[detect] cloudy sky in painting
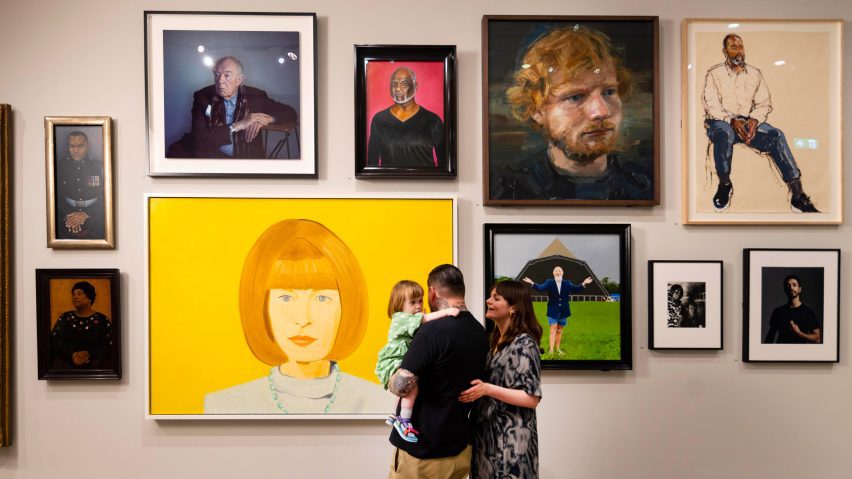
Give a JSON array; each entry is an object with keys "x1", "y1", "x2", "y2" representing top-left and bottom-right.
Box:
[{"x1": 493, "y1": 234, "x2": 621, "y2": 282}]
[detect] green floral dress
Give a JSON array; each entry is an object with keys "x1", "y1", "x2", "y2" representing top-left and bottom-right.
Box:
[{"x1": 374, "y1": 311, "x2": 422, "y2": 387}]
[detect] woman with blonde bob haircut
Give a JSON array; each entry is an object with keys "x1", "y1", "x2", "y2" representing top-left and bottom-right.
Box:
[{"x1": 204, "y1": 219, "x2": 390, "y2": 415}]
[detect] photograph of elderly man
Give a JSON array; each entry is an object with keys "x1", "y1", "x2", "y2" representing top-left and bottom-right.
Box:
[
  {"x1": 161, "y1": 29, "x2": 301, "y2": 160},
  {"x1": 485, "y1": 18, "x2": 657, "y2": 204}
]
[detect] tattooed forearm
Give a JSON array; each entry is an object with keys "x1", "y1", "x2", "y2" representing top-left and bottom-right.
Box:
[{"x1": 388, "y1": 368, "x2": 418, "y2": 397}]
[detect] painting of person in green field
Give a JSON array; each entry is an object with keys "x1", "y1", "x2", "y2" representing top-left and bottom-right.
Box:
[
  {"x1": 491, "y1": 234, "x2": 623, "y2": 361},
  {"x1": 523, "y1": 266, "x2": 592, "y2": 355}
]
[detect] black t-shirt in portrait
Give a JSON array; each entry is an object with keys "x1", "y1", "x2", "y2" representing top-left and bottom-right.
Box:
[
  {"x1": 390, "y1": 311, "x2": 488, "y2": 459},
  {"x1": 366, "y1": 106, "x2": 446, "y2": 168},
  {"x1": 768, "y1": 303, "x2": 821, "y2": 343}
]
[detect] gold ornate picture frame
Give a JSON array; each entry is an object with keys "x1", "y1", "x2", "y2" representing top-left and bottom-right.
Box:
[{"x1": 45, "y1": 116, "x2": 114, "y2": 249}]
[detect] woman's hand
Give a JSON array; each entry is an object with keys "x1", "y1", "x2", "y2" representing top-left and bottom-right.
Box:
[{"x1": 459, "y1": 379, "x2": 491, "y2": 403}]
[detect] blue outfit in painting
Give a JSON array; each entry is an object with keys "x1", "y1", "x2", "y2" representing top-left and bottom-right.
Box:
[{"x1": 528, "y1": 279, "x2": 584, "y2": 326}]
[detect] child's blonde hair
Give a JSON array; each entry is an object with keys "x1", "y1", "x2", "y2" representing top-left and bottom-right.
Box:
[{"x1": 387, "y1": 280, "x2": 424, "y2": 318}]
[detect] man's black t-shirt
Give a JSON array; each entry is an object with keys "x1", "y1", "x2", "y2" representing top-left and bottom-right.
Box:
[
  {"x1": 389, "y1": 311, "x2": 488, "y2": 459},
  {"x1": 767, "y1": 304, "x2": 821, "y2": 343}
]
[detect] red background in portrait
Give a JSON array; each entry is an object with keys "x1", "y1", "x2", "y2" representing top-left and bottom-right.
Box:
[{"x1": 365, "y1": 61, "x2": 445, "y2": 162}]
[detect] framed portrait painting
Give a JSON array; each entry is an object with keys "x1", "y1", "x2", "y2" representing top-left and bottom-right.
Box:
[
  {"x1": 482, "y1": 16, "x2": 659, "y2": 206},
  {"x1": 145, "y1": 11, "x2": 317, "y2": 177},
  {"x1": 483, "y1": 223, "x2": 632, "y2": 370},
  {"x1": 36, "y1": 269, "x2": 122, "y2": 380},
  {"x1": 682, "y1": 20, "x2": 843, "y2": 224},
  {"x1": 0, "y1": 104, "x2": 11, "y2": 445},
  {"x1": 648, "y1": 260, "x2": 723, "y2": 350},
  {"x1": 45, "y1": 116, "x2": 114, "y2": 249},
  {"x1": 146, "y1": 196, "x2": 456, "y2": 418},
  {"x1": 354, "y1": 45, "x2": 457, "y2": 179},
  {"x1": 743, "y1": 249, "x2": 840, "y2": 362}
]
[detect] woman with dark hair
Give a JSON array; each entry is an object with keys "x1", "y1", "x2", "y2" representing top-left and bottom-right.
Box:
[
  {"x1": 460, "y1": 280, "x2": 543, "y2": 478},
  {"x1": 668, "y1": 283, "x2": 685, "y2": 327}
]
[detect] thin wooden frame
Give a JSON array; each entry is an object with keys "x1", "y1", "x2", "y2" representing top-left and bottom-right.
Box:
[
  {"x1": 36, "y1": 269, "x2": 122, "y2": 380},
  {"x1": 482, "y1": 16, "x2": 660, "y2": 206},
  {"x1": 682, "y1": 19, "x2": 843, "y2": 224},
  {"x1": 648, "y1": 260, "x2": 723, "y2": 350},
  {"x1": 0, "y1": 104, "x2": 11, "y2": 445},
  {"x1": 743, "y1": 249, "x2": 840, "y2": 363},
  {"x1": 484, "y1": 223, "x2": 632, "y2": 370},
  {"x1": 354, "y1": 45, "x2": 457, "y2": 179},
  {"x1": 45, "y1": 116, "x2": 114, "y2": 249},
  {"x1": 145, "y1": 11, "x2": 318, "y2": 177}
]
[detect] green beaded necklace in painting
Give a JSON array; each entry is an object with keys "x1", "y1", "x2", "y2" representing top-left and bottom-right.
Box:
[{"x1": 267, "y1": 367, "x2": 342, "y2": 414}]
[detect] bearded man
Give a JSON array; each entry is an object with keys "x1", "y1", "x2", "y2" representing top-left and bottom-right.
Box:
[
  {"x1": 491, "y1": 26, "x2": 652, "y2": 201},
  {"x1": 702, "y1": 34, "x2": 818, "y2": 212},
  {"x1": 367, "y1": 66, "x2": 446, "y2": 168}
]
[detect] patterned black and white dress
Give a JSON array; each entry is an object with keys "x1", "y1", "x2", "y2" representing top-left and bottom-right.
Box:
[{"x1": 471, "y1": 333, "x2": 542, "y2": 478}]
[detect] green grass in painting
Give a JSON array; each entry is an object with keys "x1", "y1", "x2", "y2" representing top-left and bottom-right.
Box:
[{"x1": 534, "y1": 301, "x2": 621, "y2": 361}]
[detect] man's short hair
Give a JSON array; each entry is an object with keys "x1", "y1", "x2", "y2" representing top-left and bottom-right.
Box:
[
  {"x1": 72, "y1": 281, "x2": 96, "y2": 303},
  {"x1": 783, "y1": 274, "x2": 801, "y2": 287},
  {"x1": 391, "y1": 66, "x2": 417, "y2": 85},
  {"x1": 505, "y1": 25, "x2": 632, "y2": 128},
  {"x1": 215, "y1": 56, "x2": 244, "y2": 74},
  {"x1": 427, "y1": 264, "x2": 465, "y2": 298},
  {"x1": 722, "y1": 33, "x2": 742, "y2": 49},
  {"x1": 68, "y1": 131, "x2": 89, "y2": 143}
]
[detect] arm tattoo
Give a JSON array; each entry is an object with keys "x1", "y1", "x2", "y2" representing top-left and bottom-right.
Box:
[{"x1": 388, "y1": 368, "x2": 418, "y2": 397}]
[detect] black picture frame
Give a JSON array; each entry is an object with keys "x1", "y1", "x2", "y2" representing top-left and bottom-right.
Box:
[
  {"x1": 743, "y1": 249, "x2": 840, "y2": 363},
  {"x1": 482, "y1": 15, "x2": 660, "y2": 206},
  {"x1": 648, "y1": 260, "x2": 723, "y2": 350},
  {"x1": 354, "y1": 45, "x2": 457, "y2": 179},
  {"x1": 484, "y1": 223, "x2": 631, "y2": 370},
  {"x1": 36, "y1": 269, "x2": 121, "y2": 380},
  {"x1": 144, "y1": 11, "x2": 318, "y2": 177}
]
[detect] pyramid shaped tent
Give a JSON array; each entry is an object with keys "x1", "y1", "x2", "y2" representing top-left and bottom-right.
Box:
[{"x1": 515, "y1": 239, "x2": 610, "y2": 298}]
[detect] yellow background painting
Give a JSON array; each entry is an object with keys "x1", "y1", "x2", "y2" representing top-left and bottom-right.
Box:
[{"x1": 148, "y1": 197, "x2": 455, "y2": 415}]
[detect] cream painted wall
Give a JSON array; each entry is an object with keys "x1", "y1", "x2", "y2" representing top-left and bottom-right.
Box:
[{"x1": 1, "y1": 1, "x2": 850, "y2": 478}]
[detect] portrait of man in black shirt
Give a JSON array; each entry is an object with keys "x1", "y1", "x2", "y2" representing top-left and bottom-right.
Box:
[
  {"x1": 763, "y1": 274, "x2": 822, "y2": 344},
  {"x1": 367, "y1": 66, "x2": 446, "y2": 169}
]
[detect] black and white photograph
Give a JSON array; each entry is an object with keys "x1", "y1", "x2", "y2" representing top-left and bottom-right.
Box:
[
  {"x1": 648, "y1": 261, "x2": 722, "y2": 350},
  {"x1": 666, "y1": 281, "x2": 706, "y2": 328}
]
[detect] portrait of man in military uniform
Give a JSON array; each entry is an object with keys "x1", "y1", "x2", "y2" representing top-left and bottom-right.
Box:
[
  {"x1": 55, "y1": 130, "x2": 104, "y2": 239},
  {"x1": 47, "y1": 117, "x2": 113, "y2": 248}
]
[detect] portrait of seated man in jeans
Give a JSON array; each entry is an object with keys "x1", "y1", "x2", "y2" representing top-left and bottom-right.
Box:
[{"x1": 702, "y1": 33, "x2": 818, "y2": 213}]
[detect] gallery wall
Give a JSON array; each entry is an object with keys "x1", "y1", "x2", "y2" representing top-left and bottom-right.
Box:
[{"x1": 1, "y1": 0, "x2": 850, "y2": 477}]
